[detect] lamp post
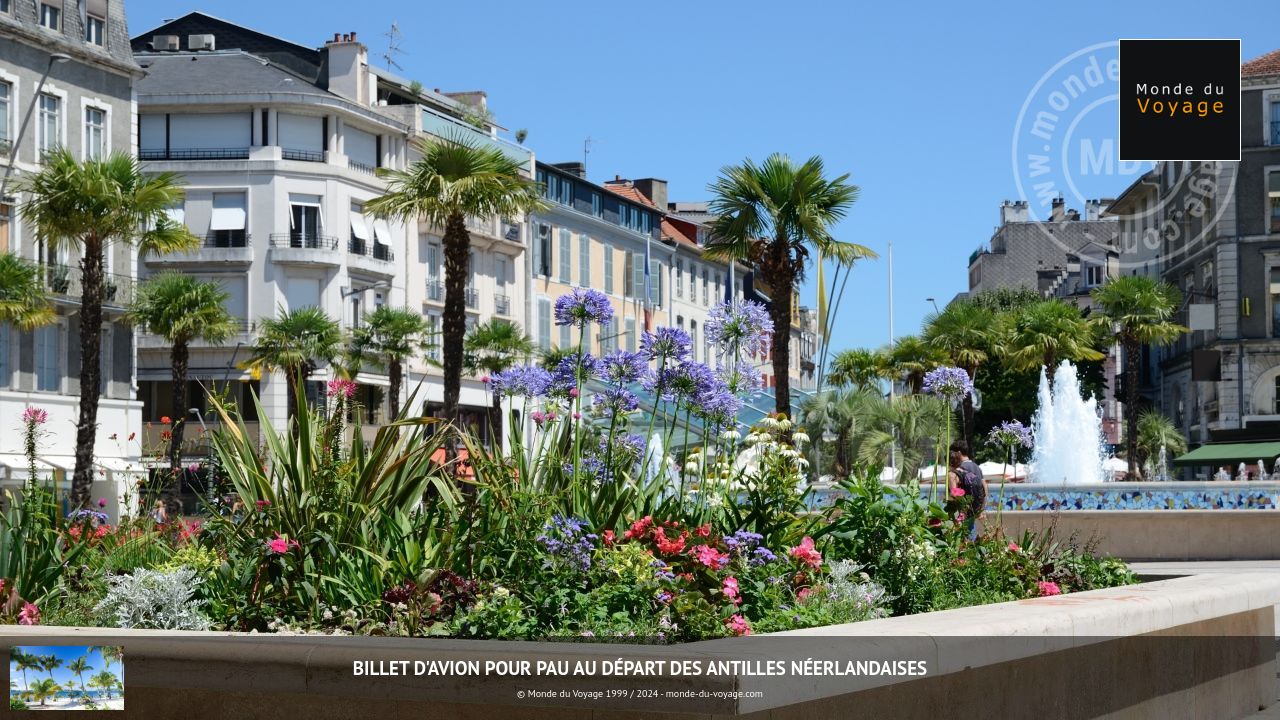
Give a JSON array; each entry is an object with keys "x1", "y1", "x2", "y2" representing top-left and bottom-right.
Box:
[{"x1": 926, "y1": 297, "x2": 940, "y2": 314}]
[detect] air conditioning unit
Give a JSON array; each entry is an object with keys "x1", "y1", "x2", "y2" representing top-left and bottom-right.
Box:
[
  {"x1": 188, "y1": 34, "x2": 216, "y2": 51},
  {"x1": 152, "y1": 35, "x2": 180, "y2": 51}
]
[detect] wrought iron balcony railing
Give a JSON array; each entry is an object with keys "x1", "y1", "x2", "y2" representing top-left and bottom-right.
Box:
[
  {"x1": 281, "y1": 148, "x2": 324, "y2": 162},
  {"x1": 348, "y1": 237, "x2": 394, "y2": 261},
  {"x1": 204, "y1": 231, "x2": 249, "y2": 248},
  {"x1": 426, "y1": 279, "x2": 443, "y2": 302},
  {"x1": 269, "y1": 232, "x2": 338, "y2": 250},
  {"x1": 139, "y1": 147, "x2": 251, "y2": 161},
  {"x1": 42, "y1": 264, "x2": 133, "y2": 307}
]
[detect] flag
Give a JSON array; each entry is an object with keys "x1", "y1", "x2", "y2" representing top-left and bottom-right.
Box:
[
  {"x1": 816, "y1": 252, "x2": 828, "y2": 342},
  {"x1": 643, "y1": 235, "x2": 653, "y2": 332}
]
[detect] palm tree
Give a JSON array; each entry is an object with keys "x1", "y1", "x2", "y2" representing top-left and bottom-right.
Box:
[
  {"x1": 97, "y1": 646, "x2": 122, "y2": 677},
  {"x1": 924, "y1": 299, "x2": 996, "y2": 443},
  {"x1": 89, "y1": 671, "x2": 118, "y2": 700},
  {"x1": 856, "y1": 393, "x2": 953, "y2": 482},
  {"x1": 887, "y1": 335, "x2": 946, "y2": 394},
  {"x1": 351, "y1": 306, "x2": 431, "y2": 420},
  {"x1": 127, "y1": 273, "x2": 236, "y2": 494},
  {"x1": 66, "y1": 656, "x2": 91, "y2": 696},
  {"x1": 1092, "y1": 276, "x2": 1187, "y2": 479},
  {"x1": 1135, "y1": 409, "x2": 1187, "y2": 473},
  {"x1": 0, "y1": 252, "x2": 54, "y2": 328},
  {"x1": 39, "y1": 654, "x2": 61, "y2": 687},
  {"x1": 1002, "y1": 300, "x2": 1104, "y2": 386},
  {"x1": 825, "y1": 348, "x2": 890, "y2": 391},
  {"x1": 464, "y1": 318, "x2": 536, "y2": 446},
  {"x1": 365, "y1": 134, "x2": 545, "y2": 433},
  {"x1": 28, "y1": 678, "x2": 60, "y2": 707},
  {"x1": 245, "y1": 306, "x2": 343, "y2": 421},
  {"x1": 16, "y1": 149, "x2": 196, "y2": 508},
  {"x1": 800, "y1": 387, "x2": 879, "y2": 480},
  {"x1": 706, "y1": 153, "x2": 874, "y2": 416},
  {"x1": 12, "y1": 650, "x2": 39, "y2": 693}
]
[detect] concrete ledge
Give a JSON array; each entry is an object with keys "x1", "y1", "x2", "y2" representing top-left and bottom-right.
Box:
[
  {"x1": 3, "y1": 574, "x2": 1279, "y2": 718},
  {"x1": 986, "y1": 510, "x2": 1280, "y2": 560}
]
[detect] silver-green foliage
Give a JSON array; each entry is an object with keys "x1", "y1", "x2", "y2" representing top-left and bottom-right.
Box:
[{"x1": 93, "y1": 567, "x2": 211, "y2": 630}]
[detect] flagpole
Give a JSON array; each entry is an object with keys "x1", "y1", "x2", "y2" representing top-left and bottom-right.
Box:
[{"x1": 888, "y1": 242, "x2": 897, "y2": 473}]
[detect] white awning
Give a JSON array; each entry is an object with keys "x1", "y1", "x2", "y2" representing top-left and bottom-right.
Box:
[
  {"x1": 95, "y1": 457, "x2": 144, "y2": 474},
  {"x1": 40, "y1": 455, "x2": 77, "y2": 471},
  {"x1": 350, "y1": 211, "x2": 370, "y2": 240},
  {"x1": 354, "y1": 371, "x2": 390, "y2": 388},
  {"x1": 0, "y1": 454, "x2": 53, "y2": 472},
  {"x1": 164, "y1": 207, "x2": 185, "y2": 225},
  {"x1": 210, "y1": 194, "x2": 247, "y2": 231},
  {"x1": 373, "y1": 219, "x2": 393, "y2": 244}
]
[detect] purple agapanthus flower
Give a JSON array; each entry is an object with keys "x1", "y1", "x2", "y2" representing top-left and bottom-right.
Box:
[
  {"x1": 551, "y1": 354, "x2": 601, "y2": 396},
  {"x1": 646, "y1": 360, "x2": 717, "y2": 403},
  {"x1": 716, "y1": 363, "x2": 763, "y2": 398},
  {"x1": 611, "y1": 433, "x2": 646, "y2": 463},
  {"x1": 599, "y1": 350, "x2": 648, "y2": 385},
  {"x1": 693, "y1": 385, "x2": 742, "y2": 430},
  {"x1": 922, "y1": 365, "x2": 974, "y2": 401},
  {"x1": 536, "y1": 515, "x2": 598, "y2": 572},
  {"x1": 705, "y1": 300, "x2": 773, "y2": 358},
  {"x1": 592, "y1": 386, "x2": 639, "y2": 415},
  {"x1": 489, "y1": 365, "x2": 553, "y2": 399},
  {"x1": 989, "y1": 420, "x2": 1033, "y2": 449},
  {"x1": 640, "y1": 327, "x2": 692, "y2": 364},
  {"x1": 554, "y1": 288, "x2": 614, "y2": 328}
]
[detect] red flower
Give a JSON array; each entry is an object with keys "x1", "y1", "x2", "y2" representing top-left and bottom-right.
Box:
[
  {"x1": 267, "y1": 532, "x2": 300, "y2": 555},
  {"x1": 788, "y1": 537, "x2": 823, "y2": 570},
  {"x1": 161, "y1": 415, "x2": 172, "y2": 425},
  {"x1": 928, "y1": 518, "x2": 942, "y2": 527},
  {"x1": 602, "y1": 530, "x2": 616, "y2": 547},
  {"x1": 653, "y1": 527, "x2": 686, "y2": 555},
  {"x1": 950, "y1": 486, "x2": 966, "y2": 497},
  {"x1": 694, "y1": 524, "x2": 712, "y2": 538},
  {"x1": 1008, "y1": 542, "x2": 1021, "y2": 552},
  {"x1": 624, "y1": 516, "x2": 654, "y2": 541},
  {"x1": 1037, "y1": 581, "x2": 1061, "y2": 597}
]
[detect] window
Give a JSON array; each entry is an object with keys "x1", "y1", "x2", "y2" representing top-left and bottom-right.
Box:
[
  {"x1": 99, "y1": 327, "x2": 110, "y2": 395},
  {"x1": 558, "y1": 228, "x2": 571, "y2": 282},
  {"x1": 1274, "y1": 376, "x2": 1280, "y2": 415},
  {"x1": 289, "y1": 196, "x2": 323, "y2": 246},
  {"x1": 1201, "y1": 260, "x2": 1214, "y2": 291},
  {"x1": 591, "y1": 191, "x2": 602, "y2": 218},
  {"x1": 579, "y1": 234, "x2": 590, "y2": 286},
  {"x1": 715, "y1": 272, "x2": 721, "y2": 303},
  {"x1": 495, "y1": 256, "x2": 508, "y2": 292},
  {"x1": 85, "y1": 6, "x2": 106, "y2": 46},
  {"x1": 1084, "y1": 264, "x2": 1104, "y2": 287},
  {"x1": 533, "y1": 224, "x2": 552, "y2": 277},
  {"x1": 690, "y1": 320, "x2": 699, "y2": 362},
  {"x1": 701, "y1": 268, "x2": 709, "y2": 305},
  {"x1": 603, "y1": 244, "x2": 613, "y2": 294},
  {"x1": 0, "y1": 0, "x2": 9, "y2": 13},
  {"x1": 559, "y1": 320, "x2": 570, "y2": 349},
  {"x1": 676, "y1": 259, "x2": 683, "y2": 299},
  {"x1": 0, "y1": 202, "x2": 9, "y2": 254},
  {"x1": 1269, "y1": 171, "x2": 1280, "y2": 234},
  {"x1": 1271, "y1": 268, "x2": 1280, "y2": 338},
  {"x1": 1271, "y1": 100, "x2": 1280, "y2": 145},
  {"x1": 38, "y1": 94, "x2": 60, "y2": 155},
  {"x1": 35, "y1": 324, "x2": 59, "y2": 391},
  {"x1": 544, "y1": 173, "x2": 573, "y2": 206},
  {"x1": 211, "y1": 193, "x2": 247, "y2": 247},
  {"x1": 84, "y1": 106, "x2": 106, "y2": 159},
  {"x1": 38, "y1": 1, "x2": 60, "y2": 30},
  {"x1": 648, "y1": 260, "x2": 663, "y2": 307},
  {"x1": 0, "y1": 81, "x2": 10, "y2": 149},
  {"x1": 425, "y1": 313, "x2": 440, "y2": 361},
  {"x1": 537, "y1": 297, "x2": 551, "y2": 351},
  {"x1": 626, "y1": 251, "x2": 645, "y2": 299}
]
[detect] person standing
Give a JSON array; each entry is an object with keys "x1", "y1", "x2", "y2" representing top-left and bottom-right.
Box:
[{"x1": 947, "y1": 440, "x2": 987, "y2": 541}]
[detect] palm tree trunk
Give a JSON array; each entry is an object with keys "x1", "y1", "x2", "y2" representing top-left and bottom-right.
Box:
[
  {"x1": 167, "y1": 342, "x2": 189, "y2": 515},
  {"x1": 284, "y1": 367, "x2": 298, "y2": 422},
  {"x1": 490, "y1": 392, "x2": 502, "y2": 450},
  {"x1": 1124, "y1": 338, "x2": 1141, "y2": 479},
  {"x1": 441, "y1": 212, "x2": 471, "y2": 457},
  {"x1": 961, "y1": 365, "x2": 976, "y2": 445},
  {"x1": 766, "y1": 264, "x2": 793, "y2": 419},
  {"x1": 388, "y1": 357, "x2": 402, "y2": 419},
  {"x1": 71, "y1": 243, "x2": 105, "y2": 509}
]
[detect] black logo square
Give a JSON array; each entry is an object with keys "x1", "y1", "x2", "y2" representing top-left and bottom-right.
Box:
[{"x1": 1119, "y1": 39, "x2": 1240, "y2": 161}]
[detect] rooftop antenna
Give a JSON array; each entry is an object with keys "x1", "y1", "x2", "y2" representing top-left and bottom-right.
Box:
[
  {"x1": 381, "y1": 22, "x2": 405, "y2": 72},
  {"x1": 583, "y1": 135, "x2": 599, "y2": 167}
]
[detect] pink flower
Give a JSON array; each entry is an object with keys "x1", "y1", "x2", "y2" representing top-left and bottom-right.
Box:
[
  {"x1": 1037, "y1": 581, "x2": 1061, "y2": 597},
  {"x1": 789, "y1": 537, "x2": 823, "y2": 570},
  {"x1": 569, "y1": 388, "x2": 580, "y2": 398},
  {"x1": 17, "y1": 601, "x2": 40, "y2": 626},
  {"x1": 693, "y1": 544, "x2": 729, "y2": 568},
  {"x1": 950, "y1": 486, "x2": 966, "y2": 497},
  {"x1": 1008, "y1": 542, "x2": 1021, "y2": 552},
  {"x1": 188, "y1": 463, "x2": 200, "y2": 474},
  {"x1": 531, "y1": 410, "x2": 547, "y2": 425},
  {"x1": 480, "y1": 375, "x2": 491, "y2": 384},
  {"x1": 97, "y1": 498, "x2": 107, "y2": 508},
  {"x1": 797, "y1": 587, "x2": 813, "y2": 603},
  {"x1": 722, "y1": 577, "x2": 741, "y2": 605},
  {"x1": 955, "y1": 512, "x2": 966, "y2": 523},
  {"x1": 255, "y1": 499, "x2": 271, "y2": 509},
  {"x1": 267, "y1": 532, "x2": 300, "y2": 555},
  {"x1": 22, "y1": 407, "x2": 48, "y2": 425},
  {"x1": 724, "y1": 614, "x2": 751, "y2": 636},
  {"x1": 326, "y1": 378, "x2": 357, "y2": 399},
  {"x1": 573, "y1": 412, "x2": 581, "y2": 420}
]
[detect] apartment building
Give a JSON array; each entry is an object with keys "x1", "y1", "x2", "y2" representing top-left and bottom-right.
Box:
[
  {"x1": 130, "y1": 13, "x2": 529, "y2": 452},
  {"x1": 0, "y1": 0, "x2": 144, "y2": 506}
]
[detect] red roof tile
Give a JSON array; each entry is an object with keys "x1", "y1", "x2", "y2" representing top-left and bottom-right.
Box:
[
  {"x1": 602, "y1": 181, "x2": 657, "y2": 208},
  {"x1": 661, "y1": 219, "x2": 698, "y2": 248},
  {"x1": 1243, "y1": 49, "x2": 1280, "y2": 78}
]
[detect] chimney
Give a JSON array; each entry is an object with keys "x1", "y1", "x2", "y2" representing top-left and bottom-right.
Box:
[
  {"x1": 324, "y1": 32, "x2": 368, "y2": 105},
  {"x1": 632, "y1": 178, "x2": 668, "y2": 210},
  {"x1": 551, "y1": 162, "x2": 587, "y2": 179},
  {"x1": 999, "y1": 200, "x2": 1029, "y2": 225},
  {"x1": 1051, "y1": 197, "x2": 1066, "y2": 222}
]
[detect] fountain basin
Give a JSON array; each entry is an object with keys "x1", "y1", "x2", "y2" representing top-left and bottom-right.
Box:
[{"x1": 804, "y1": 482, "x2": 1280, "y2": 511}]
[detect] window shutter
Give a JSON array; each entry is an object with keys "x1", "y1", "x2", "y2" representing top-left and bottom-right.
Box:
[
  {"x1": 582, "y1": 324, "x2": 591, "y2": 353},
  {"x1": 625, "y1": 317, "x2": 636, "y2": 352},
  {"x1": 559, "y1": 323, "x2": 570, "y2": 349},
  {"x1": 559, "y1": 229, "x2": 571, "y2": 282},
  {"x1": 604, "y1": 245, "x2": 613, "y2": 294},
  {"x1": 650, "y1": 260, "x2": 663, "y2": 307},
  {"x1": 538, "y1": 298, "x2": 550, "y2": 350},
  {"x1": 623, "y1": 252, "x2": 633, "y2": 297},
  {"x1": 632, "y1": 252, "x2": 645, "y2": 300},
  {"x1": 579, "y1": 234, "x2": 590, "y2": 286},
  {"x1": 531, "y1": 231, "x2": 543, "y2": 278}
]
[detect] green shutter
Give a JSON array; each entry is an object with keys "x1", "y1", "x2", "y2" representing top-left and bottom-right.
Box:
[{"x1": 604, "y1": 244, "x2": 614, "y2": 294}]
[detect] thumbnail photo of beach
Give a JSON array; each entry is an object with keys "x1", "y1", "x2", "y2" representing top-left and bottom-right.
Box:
[{"x1": 9, "y1": 645, "x2": 123, "y2": 711}]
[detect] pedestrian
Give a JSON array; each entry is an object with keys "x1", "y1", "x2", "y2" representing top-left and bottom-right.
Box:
[
  {"x1": 947, "y1": 440, "x2": 987, "y2": 541},
  {"x1": 150, "y1": 499, "x2": 168, "y2": 525}
]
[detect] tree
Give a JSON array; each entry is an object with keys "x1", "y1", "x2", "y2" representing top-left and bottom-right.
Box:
[
  {"x1": 350, "y1": 306, "x2": 431, "y2": 419},
  {"x1": 245, "y1": 306, "x2": 343, "y2": 422},
  {"x1": 89, "y1": 671, "x2": 118, "y2": 700},
  {"x1": 0, "y1": 252, "x2": 54, "y2": 329},
  {"x1": 66, "y1": 656, "x2": 92, "y2": 695},
  {"x1": 39, "y1": 654, "x2": 61, "y2": 682},
  {"x1": 16, "y1": 149, "x2": 196, "y2": 509},
  {"x1": 28, "y1": 678, "x2": 60, "y2": 707},
  {"x1": 127, "y1": 273, "x2": 236, "y2": 502},
  {"x1": 1135, "y1": 409, "x2": 1187, "y2": 472},
  {"x1": 366, "y1": 134, "x2": 545, "y2": 436},
  {"x1": 464, "y1": 318, "x2": 536, "y2": 447},
  {"x1": 1001, "y1": 300, "x2": 1103, "y2": 386},
  {"x1": 707, "y1": 153, "x2": 874, "y2": 416},
  {"x1": 800, "y1": 387, "x2": 880, "y2": 480},
  {"x1": 825, "y1": 348, "x2": 890, "y2": 391},
  {"x1": 887, "y1": 335, "x2": 946, "y2": 394},
  {"x1": 1092, "y1": 276, "x2": 1187, "y2": 479},
  {"x1": 923, "y1": 299, "x2": 996, "y2": 443},
  {"x1": 97, "y1": 646, "x2": 122, "y2": 676},
  {"x1": 856, "y1": 393, "x2": 953, "y2": 482},
  {"x1": 12, "y1": 649, "x2": 39, "y2": 694}
]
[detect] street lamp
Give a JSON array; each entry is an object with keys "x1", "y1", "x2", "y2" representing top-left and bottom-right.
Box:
[
  {"x1": 0, "y1": 52, "x2": 72, "y2": 201},
  {"x1": 341, "y1": 280, "x2": 391, "y2": 299},
  {"x1": 926, "y1": 297, "x2": 940, "y2": 314}
]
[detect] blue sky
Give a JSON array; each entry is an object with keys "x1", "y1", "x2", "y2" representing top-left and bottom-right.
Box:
[
  {"x1": 9, "y1": 646, "x2": 122, "y2": 692},
  {"x1": 125, "y1": 1, "x2": 1277, "y2": 353}
]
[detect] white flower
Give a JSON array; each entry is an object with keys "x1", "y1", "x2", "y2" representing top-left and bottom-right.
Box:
[{"x1": 792, "y1": 431, "x2": 810, "y2": 446}]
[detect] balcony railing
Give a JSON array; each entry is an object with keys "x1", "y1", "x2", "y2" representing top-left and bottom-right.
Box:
[
  {"x1": 426, "y1": 279, "x2": 443, "y2": 302},
  {"x1": 269, "y1": 233, "x2": 338, "y2": 250},
  {"x1": 204, "y1": 231, "x2": 249, "y2": 248},
  {"x1": 139, "y1": 147, "x2": 251, "y2": 161},
  {"x1": 282, "y1": 148, "x2": 324, "y2": 162},
  {"x1": 348, "y1": 158, "x2": 375, "y2": 175},
  {"x1": 465, "y1": 287, "x2": 479, "y2": 309},
  {"x1": 348, "y1": 237, "x2": 394, "y2": 261},
  {"x1": 494, "y1": 293, "x2": 510, "y2": 316},
  {"x1": 43, "y1": 264, "x2": 133, "y2": 307},
  {"x1": 1272, "y1": 121, "x2": 1280, "y2": 146}
]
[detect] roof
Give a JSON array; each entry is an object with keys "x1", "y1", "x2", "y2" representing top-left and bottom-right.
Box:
[
  {"x1": 1243, "y1": 49, "x2": 1280, "y2": 78},
  {"x1": 661, "y1": 219, "x2": 697, "y2": 248},
  {"x1": 135, "y1": 50, "x2": 334, "y2": 98},
  {"x1": 1174, "y1": 441, "x2": 1280, "y2": 466},
  {"x1": 603, "y1": 182, "x2": 657, "y2": 208}
]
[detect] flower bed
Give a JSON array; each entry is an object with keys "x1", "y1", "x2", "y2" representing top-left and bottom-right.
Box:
[{"x1": 1, "y1": 294, "x2": 1134, "y2": 640}]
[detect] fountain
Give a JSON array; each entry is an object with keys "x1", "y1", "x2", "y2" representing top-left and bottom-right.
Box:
[
  {"x1": 1259, "y1": 459, "x2": 1270, "y2": 483},
  {"x1": 1238, "y1": 462, "x2": 1248, "y2": 482},
  {"x1": 1154, "y1": 446, "x2": 1170, "y2": 482},
  {"x1": 1028, "y1": 361, "x2": 1107, "y2": 484}
]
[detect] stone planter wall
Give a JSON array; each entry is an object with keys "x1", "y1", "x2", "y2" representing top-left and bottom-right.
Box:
[{"x1": 986, "y1": 510, "x2": 1280, "y2": 560}]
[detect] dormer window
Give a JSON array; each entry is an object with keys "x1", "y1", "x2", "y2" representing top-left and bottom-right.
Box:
[
  {"x1": 1083, "y1": 264, "x2": 1104, "y2": 287},
  {"x1": 85, "y1": 0, "x2": 107, "y2": 45},
  {"x1": 38, "y1": 1, "x2": 61, "y2": 31}
]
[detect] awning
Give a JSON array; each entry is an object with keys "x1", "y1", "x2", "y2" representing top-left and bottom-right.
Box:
[
  {"x1": 1174, "y1": 441, "x2": 1280, "y2": 466},
  {"x1": 40, "y1": 456, "x2": 77, "y2": 472},
  {"x1": 0, "y1": 454, "x2": 54, "y2": 472},
  {"x1": 210, "y1": 195, "x2": 247, "y2": 231},
  {"x1": 349, "y1": 211, "x2": 370, "y2": 241},
  {"x1": 373, "y1": 219, "x2": 393, "y2": 245},
  {"x1": 95, "y1": 457, "x2": 144, "y2": 474}
]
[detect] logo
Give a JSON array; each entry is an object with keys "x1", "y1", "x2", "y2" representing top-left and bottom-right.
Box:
[{"x1": 1119, "y1": 39, "x2": 1240, "y2": 161}]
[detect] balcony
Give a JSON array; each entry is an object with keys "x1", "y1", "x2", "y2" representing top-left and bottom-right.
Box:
[
  {"x1": 139, "y1": 147, "x2": 251, "y2": 161},
  {"x1": 43, "y1": 264, "x2": 134, "y2": 310},
  {"x1": 494, "y1": 293, "x2": 510, "y2": 316},
  {"x1": 147, "y1": 232, "x2": 253, "y2": 266},
  {"x1": 282, "y1": 148, "x2": 324, "y2": 163},
  {"x1": 425, "y1": 279, "x2": 443, "y2": 303},
  {"x1": 139, "y1": 319, "x2": 252, "y2": 349},
  {"x1": 268, "y1": 233, "x2": 340, "y2": 267},
  {"x1": 465, "y1": 287, "x2": 479, "y2": 310},
  {"x1": 347, "y1": 236, "x2": 396, "y2": 277},
  {"x1": 1273, "y1": 121, "x2": 1280, "y2": 146},
  {"x1": 348, "y1": 158, "x2": 376, "y2": 175}
]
